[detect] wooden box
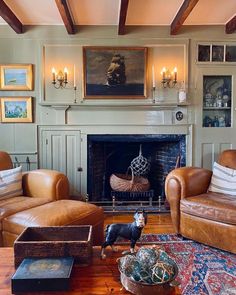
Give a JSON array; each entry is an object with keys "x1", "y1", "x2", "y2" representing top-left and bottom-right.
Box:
[
  {"x1": 12, "y1": 257, "x2": 74, "y2": 293},
  {"x1": 14, "y1": 225, "x2": 93, "y2": 267}
]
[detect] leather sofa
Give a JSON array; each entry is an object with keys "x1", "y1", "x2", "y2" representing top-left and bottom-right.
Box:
[
  {"x1": 0, "y1": 151, "x2": 104, "y2": 247},
  {"x1": 165, "y1": 149, "x2": 236, "y2": 254}
]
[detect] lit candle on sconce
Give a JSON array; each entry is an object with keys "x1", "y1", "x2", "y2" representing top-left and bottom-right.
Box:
[
  {"x1": 152, "y1": 65, "x2": 155, "y2": 88},
  {"x1": 52, "y1": 67, "x2": 56, "y2": 83},
  {"x1": 161, "y1": 67, "x2": 166, "y2": 80},
  {"x1": 64, "y1": 67, "x2": 68, "y2": 83},
  {"x1": 173, "y1": 67, "x2": 177, "y2": 83}
]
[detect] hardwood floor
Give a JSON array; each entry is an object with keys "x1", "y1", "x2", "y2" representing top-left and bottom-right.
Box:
[
  {"x1": 104, "y1": 213, "x2": 175, "y2": 234},
  {"x1": 0, "y1": 214, "x2": 179, "y2": 295}
]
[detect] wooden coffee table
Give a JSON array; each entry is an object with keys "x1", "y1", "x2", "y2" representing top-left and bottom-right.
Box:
[{"x1": 0, "y1": 247, "x2": 181, "y2": 295}]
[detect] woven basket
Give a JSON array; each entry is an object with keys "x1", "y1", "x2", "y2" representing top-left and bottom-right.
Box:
[{"x1": 110, "y1": 167, "x2": 150, "y2": 192}]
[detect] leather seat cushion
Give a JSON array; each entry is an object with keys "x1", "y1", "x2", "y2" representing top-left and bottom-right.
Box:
[
  {"x1": 3, "y1": 199, "x2": 104, "y2": 235},
  {"x1": 180, "y1": 192, "x2": 236, "y2": 225},
  {"x1": 0, "y1": 196, "x2": 53, "y2": 226}
]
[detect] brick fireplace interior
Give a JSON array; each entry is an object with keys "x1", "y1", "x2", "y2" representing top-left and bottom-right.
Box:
[{"x1": 87, "y1": 134, "x2": 186, "y2": 211}]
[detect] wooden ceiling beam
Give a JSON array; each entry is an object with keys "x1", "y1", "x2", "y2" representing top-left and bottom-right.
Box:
[
  {"x1": 55, "y1": 0, "x2": 75, "y2": 34},
  {"x1": 0, "y1": 0, "x2": 23, "y2": 34},
  {"x1": 118, "y1": 0, "x2": 129, "y2": 35},
  {"x1": 171, "y1": 0, "x2": 199, "y2": 35},
  {"x1": 226, "y1": 15, "x2": 236, "y2": 34}
]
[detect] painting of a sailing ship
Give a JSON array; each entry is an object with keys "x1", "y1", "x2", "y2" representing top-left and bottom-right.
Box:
[{"x1": 83, "y1": 47, "x2": 147, "y2": 99}]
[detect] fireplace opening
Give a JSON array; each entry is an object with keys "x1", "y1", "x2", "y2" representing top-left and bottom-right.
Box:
[{"x1": 87, "y1": 134, "x2": 186, "y2": 211}]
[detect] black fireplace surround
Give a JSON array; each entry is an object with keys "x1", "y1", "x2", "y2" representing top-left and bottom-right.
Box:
[{"x1": 87, "y1": 134, "x2": 186, "y2": 208}]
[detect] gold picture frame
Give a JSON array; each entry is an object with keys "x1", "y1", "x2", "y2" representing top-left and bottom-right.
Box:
[
  {"x1": 0, "y1": 97, "x2": 33, "y2": 123},
  {"x1": 83, "y1": 46, "x2": 147, "y2": 99},
  {"x1": 0, "y1": 64, "x2": 33, "y2": 90}
]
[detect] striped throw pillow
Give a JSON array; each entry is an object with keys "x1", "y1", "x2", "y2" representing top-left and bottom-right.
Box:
[
  {"x1": 208, "y1": 162, "x2": 236, "y2": 195},
  {"x1": 0, "y1": 166, "x2": 23, "y2": 199}
]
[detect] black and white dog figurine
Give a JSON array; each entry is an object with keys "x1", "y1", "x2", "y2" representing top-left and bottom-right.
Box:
[{"x1": 101, "y1": 209, "x2": 147, "y2": 259}]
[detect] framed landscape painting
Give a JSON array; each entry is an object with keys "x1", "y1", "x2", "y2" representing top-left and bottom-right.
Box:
[
  {"x1": 0, "y1": 97, "x2": 33, "y2": 123},
  {"x1": 0, "y1": 64, "x2": 33, "y2": 90},
  {"x1": 83, "y1": 47, "x2": 147, "y2": 99}
]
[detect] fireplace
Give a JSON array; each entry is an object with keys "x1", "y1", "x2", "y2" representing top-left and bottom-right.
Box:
[{"x1": 87, "y1": 134, "x2": 186, "y2": 211}]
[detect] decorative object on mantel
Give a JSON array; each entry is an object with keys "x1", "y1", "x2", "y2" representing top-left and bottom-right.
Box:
[
  {"x1": 151, "y1": 65, "x2": 156, "y2": 103},
  {"x1": 178, "y1": 81, "x2": 187, "y2": 103},
  {"x1": 83, "y1": 46, "x2": 147, "y2": 99},
  {"x1": 0, "y1": 97, "x2": 33, "y2": 123},
  {"x1": 0, "y1": 64, "x2": 33, "y2": 90}
]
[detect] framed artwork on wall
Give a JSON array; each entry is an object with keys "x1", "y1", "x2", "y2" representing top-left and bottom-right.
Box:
[
  {"x1": 83, "y1": 46, "x2": 147, "y2": 99},
  {"x1": 212, "y1": 45, "x2": 224, "y2": 62},
  {"x1": 225, "y1": 45, "x2": 236, "y2": 62},
  {"x1": 0, "y1": 97, "x2": 33, "y2": 123},
  {"x1": 197, "y1": 43, "x2": 236, "y2": 63},
  {"x1": 198, "y1": 45, "x2": 211, "y2": 62},
  {"x1": 0, "y1": 64, "x2": 33, "y2": 90}
]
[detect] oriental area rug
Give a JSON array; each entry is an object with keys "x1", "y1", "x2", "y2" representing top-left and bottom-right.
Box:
[{"x1": 116, "y1": 234, "x2": 236, "y2": 295}]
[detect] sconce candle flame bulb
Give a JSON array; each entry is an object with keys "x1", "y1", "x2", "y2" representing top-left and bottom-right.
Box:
[{"x1": 52, "y1": 67, "x2": 56, "y2": 84}]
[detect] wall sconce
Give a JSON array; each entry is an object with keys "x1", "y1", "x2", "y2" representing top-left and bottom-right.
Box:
[
  {"x1": 161, "y1": 67, "x2": 177, "y2": 88},
  {"x1": 52, "y1": 67, "x2": 68, "y2": 89}
]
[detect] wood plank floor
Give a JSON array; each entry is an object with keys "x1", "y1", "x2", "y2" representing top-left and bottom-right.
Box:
[{"x1": 104, "y1": 213, "x2": 175, "y2": 234}]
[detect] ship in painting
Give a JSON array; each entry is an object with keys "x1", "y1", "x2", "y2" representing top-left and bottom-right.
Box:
[{"x1": 106, "y1": 54, "x2": 126, "y2": 86}]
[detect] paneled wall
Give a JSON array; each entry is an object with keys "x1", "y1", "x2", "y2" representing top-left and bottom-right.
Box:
[{"x1": 0, "y1": 25, "x2": 235, "y2": 183}]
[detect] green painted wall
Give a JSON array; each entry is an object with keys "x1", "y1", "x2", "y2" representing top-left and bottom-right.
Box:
[{"x1": 0, "y1": 25, "x2": 235, "y2": 164}]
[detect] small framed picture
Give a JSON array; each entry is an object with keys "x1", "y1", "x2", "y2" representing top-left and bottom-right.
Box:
[
  {"x1": 212, "y1": 45, "x2": 224, "y2": 62},
  {"x1": 0, "y1": 64, "x2": 33, "y2": 90},
  {"x1": 198, "y1": 45, "x2": 210, "y2": 62},
  {"x1": 0, "y1": 97, "x2": 33, "y2": 123},
  {"x1": 225, "y1": 45, "x2": 236, "y2": 62}
]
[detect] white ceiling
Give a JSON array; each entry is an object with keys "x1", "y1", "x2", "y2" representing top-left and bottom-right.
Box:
[{"x1": 0, "y1": 0, "x2": 235, "y2": 27}]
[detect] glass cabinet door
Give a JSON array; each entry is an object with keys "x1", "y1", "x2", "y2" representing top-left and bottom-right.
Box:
[{"x1": 202, "y1": 75, "x2": 232, "y2": 127}]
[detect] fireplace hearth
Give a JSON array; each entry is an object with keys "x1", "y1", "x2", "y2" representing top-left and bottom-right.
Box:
[{"x1": 87, "y1": 134, "x2": 186, "y2": 212}]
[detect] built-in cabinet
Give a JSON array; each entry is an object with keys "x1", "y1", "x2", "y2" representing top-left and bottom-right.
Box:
[
  {"x1": 194, "y1": 66, "x2": 236, "y2": 169},
  {"x1": 39, "y1": 126, "x2": 81, "y2": 196},
  {"x1": 202, "y1": 75, "x2": 232, "y2": 127}
]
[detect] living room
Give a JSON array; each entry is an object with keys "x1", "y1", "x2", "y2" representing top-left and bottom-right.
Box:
[{"x1": 0, "y1": 0, "x2": 236, "y2": 294}]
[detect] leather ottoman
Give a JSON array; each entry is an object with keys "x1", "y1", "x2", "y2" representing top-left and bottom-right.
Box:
[{"x1": 2, "y1": 200, "x2": 104, "y2": 247}]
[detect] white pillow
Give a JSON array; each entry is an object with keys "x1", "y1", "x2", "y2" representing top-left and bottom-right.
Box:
[
  {"x1": 208, "y1": 162, "x2": 236, "y2": 195},
  {"x1": 0, "y1": 166, "x2": 23, "y2": 199}
]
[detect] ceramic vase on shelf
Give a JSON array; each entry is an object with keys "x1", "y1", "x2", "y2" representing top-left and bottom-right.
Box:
[{"x1": 178, "y1": 81, "x2": 187, "y2": 103}]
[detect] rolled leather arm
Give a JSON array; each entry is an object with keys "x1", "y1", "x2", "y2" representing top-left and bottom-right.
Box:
[
  {"x1": 165, "y1": 167, "x2": 212, "y2": 233},
  {"x1": 22, "y1": 169, "x2": 70, "y2": 200}
]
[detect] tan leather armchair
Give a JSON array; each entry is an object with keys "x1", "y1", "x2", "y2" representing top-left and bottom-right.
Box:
[
  {"x1": 0, "y1": 151, "x2": 69, "y2": 200},
  {"x1": 0, "y1": 151, "x2": 104, "y2": 247},
  {"x1": 165, "y1": 149, "x2": 236, "y2": 254},
  {"x1": 0, "y1": 151, "x2": 70, "y2": 245}
]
